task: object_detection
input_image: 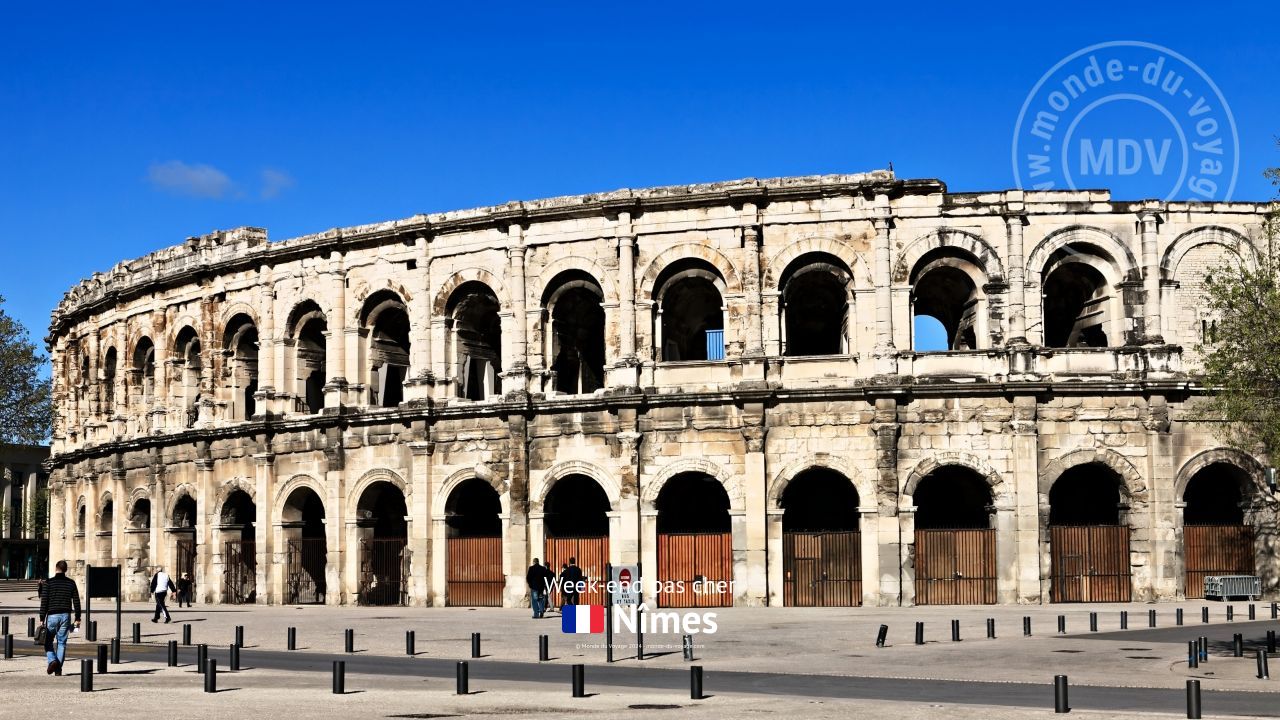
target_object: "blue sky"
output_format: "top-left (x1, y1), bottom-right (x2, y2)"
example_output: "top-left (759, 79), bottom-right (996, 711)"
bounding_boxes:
top-left (2, 2), bottom-right (1277, 352)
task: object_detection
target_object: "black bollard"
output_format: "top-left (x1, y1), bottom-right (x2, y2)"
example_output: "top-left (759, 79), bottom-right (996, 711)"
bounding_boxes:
top-left (471, 632), bottom-right (481, 658)
top-left (132, 622), bottom-right (141, 644)
top-left (204, 659), bottom-right (217, 693)
top-left (915, 622), bottom-right (924, 646)
top-left (1120, 611), bottom-right (1128, 630)
top-left (333, 660), bottom-right (345, 694)
top-left (1089, 612), bottom-right (1098, 632)
top-left (287, 627), bottom-right (296, 651)
top-left (96, 643), bottom-right (108, 674)
top-left (167, 640), bottom-right (178, 667)
top-left (197, 644), bottom-right (208, 674)
top-left (951, 619), bottom-right (961, 642)
top-left (1186, 679), bottom-right (1201, 719)
top-left (1228, 605), bottom-right (1234, 622)
top-left (539, 634), bottom-right (549, 662)
top-left (1024, 616), bottom-right (1032, 636)
top-left (1272, 602), bottom-right (1278, 620)
top-left (182, 624), bottom-right (192, 645)
top-left (875, 624), bottom-right (888, 648)
top-left (1057, 615), bottom-right (1066, 634)
top-left (1, 616), bottom-right (6, 636)
top-left (234, 625), bottom-right (244, 648)
top-left (3, 634), bottom-right (12, 660)
top-left (406, 630), bottom-right (415, 656)
top-left (456, 661), bottom-right (470, 694)
top-left (1199, 636), bottom-right (1208, 662)
top-left (1233, 633), bottom-right (1244, 657)
top-left (571, 663), bottom-right (585, 698)
top-left (1150, 609), bottom-right (1157, 628)
top-left (1268, 630), bottom-right (1277, 655)
top-left (1188, 641), bottom-right (1198, 669)
top-left (1257, 649), bottom-right (1270, 680)
top-left (691, 665), bottom-right (704, 700)
top-left (1249, 604), bottom-right (1256, 621)
top-left (345, 629), bottom-right (354, 653)
top-left (1202, 607), bottom-right (1209, 624)
top-left (987, 618), bottom-right (996, 639)
top-left (27, 617), bottom-right (35, 638)
top-left (1177, 608), bottom-right (1184, 626)
top-left (229, 644), bottom-right (240, 672)
top-left (1053, 674), bottom-right (1069, 713)
top-left (80, 659), bottom-right (93, 692)
top-left (682, 634), bottom-right (694, 661)
top-left (87, 620), bottom-right (97, 642)
top-left (111, 637), bottom-right (120, 664)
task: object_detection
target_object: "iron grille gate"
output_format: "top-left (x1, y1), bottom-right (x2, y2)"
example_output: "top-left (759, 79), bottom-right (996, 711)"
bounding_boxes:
top-left (657, 532), bottom-right (733, 608)
top-left (175, 536), bottom-right (196, 582)
top-left (360, 538), bottom-right (409, 606)
top-left (222, 540), bottom-right (257, 604)
top-left (1050, 525), bottom-right (1132, 603)
top-left (783, 531), bottom-right (862, 607)
top-left (446, 537), bottom-right (504, 607)
top-left (285, 538), bottom-right (327, 605)
top-left (544, 536), bottom-right (609, 606)
top-left (1184, 524), bottom-right (1256, 598)
top-left (915, 529), bottom-right (997, 605)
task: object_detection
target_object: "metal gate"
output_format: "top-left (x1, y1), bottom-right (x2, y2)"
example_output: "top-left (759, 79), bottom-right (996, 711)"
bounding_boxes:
top-left (446, 537), bottom-right (504, 607)
top-left (285, 538), bottom-right (327, 605)
top-left (657, 532), bottom-right (732, 608)
top-left (915, 528), bottom-right (997, 605)
top-left (359, 538), bottom-right (408, 606)
top-left (783, 531), bottom-right (862, 607)
top-left (1185, 524), bottom-right (1255, 598)
top-left (544, 536), bottom-right (608, 606)
top-left (1050, 525), bottom-right (1132, 603)
top-left (175, 536), bottom-right (196, 581)
top-left (222, 540), bottom-right (256, 604)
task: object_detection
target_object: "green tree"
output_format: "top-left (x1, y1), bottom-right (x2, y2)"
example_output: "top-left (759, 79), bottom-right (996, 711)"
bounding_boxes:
top-left (0, 295), bottom-right (52, 444)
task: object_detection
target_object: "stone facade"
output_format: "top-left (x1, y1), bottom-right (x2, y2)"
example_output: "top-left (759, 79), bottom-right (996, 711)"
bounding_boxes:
top-left (44, 171), bottom-right (1280, 606)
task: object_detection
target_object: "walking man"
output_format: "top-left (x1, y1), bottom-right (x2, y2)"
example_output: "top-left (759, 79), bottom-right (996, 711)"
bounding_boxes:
top-left (39, 560), bottom-right (81, 675)
top-left (560, 557), bottom-right (584, 607)
top-left (527, 558), bottom-right (549, 619)
top-left (150, 566), bottom-right (177, 623)
top-left (543, 560), bottom-right (558, 614)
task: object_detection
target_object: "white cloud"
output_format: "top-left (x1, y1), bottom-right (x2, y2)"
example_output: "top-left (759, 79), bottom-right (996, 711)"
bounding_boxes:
top-left (260, 168), bottom-right (295, 199)
top-left (147, 160), bottom-right (235, 199)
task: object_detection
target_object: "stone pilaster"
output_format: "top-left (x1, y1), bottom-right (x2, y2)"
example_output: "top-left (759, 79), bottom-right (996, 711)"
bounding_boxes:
top-left (1144, 394), bottom-right (1175, 600)
top-left (1009, 395), bottom-right (1041, 603)
top-left (505, 225), bottom-right (530, 393)
top-left (1003, 204), bottom-right (1028, 345)
top-left (742, 420), bottom-right (767, 605)
top-left (871, 195), bottom-right (897, 374)
top-left (254, 453), bottom-right (275, 604)
top-left (324, 251), bottom-right (348, 409)
top-left (408, 441), bottom-right (434, 606)
top-left (1139, 205), bottom-right (1165, 344)
top-left (404, 236), bottom-right (434, 401)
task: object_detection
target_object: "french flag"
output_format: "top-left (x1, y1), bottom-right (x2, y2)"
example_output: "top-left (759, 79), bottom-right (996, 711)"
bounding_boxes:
top-left (561, 604), bottom-right (606, 634)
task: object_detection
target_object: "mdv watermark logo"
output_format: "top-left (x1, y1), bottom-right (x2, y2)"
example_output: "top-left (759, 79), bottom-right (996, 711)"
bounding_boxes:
top-left (1013, 41), bottom-right (1238, 201)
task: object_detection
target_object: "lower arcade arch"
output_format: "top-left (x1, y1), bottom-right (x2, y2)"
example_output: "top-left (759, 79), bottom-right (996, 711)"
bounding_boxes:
top-left (542, 474), bottom-right (611, 606)
top-left (170, 494), bottom-right (198, 594)
top-left (1182, 462), bottom-right (1257, 598)
top-left (281, 486), bottom-right (327, 604)
top-left (655, 472), bottom-right (733, 608)
top-left (780, 469), bottom-right (862, 607)
top-left (911, 466), bottom-right (997, 605)
top-left (218, 489), bottom-right (257, 604)
top-left (444, 478), bottom-right (504, 607)
top-left (356, 481), bottom-right (409, 606)
top-left (1047, 463), bottom-right (1132, 603)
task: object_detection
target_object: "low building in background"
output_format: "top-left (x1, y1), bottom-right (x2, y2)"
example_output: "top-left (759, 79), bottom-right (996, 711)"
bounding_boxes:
top-left (1, 443), bottom-right (51, 580)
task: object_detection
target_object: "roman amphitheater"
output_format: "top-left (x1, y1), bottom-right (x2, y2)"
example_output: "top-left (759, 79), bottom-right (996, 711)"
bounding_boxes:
top-left (44, 171), bottom-right (1279, 608)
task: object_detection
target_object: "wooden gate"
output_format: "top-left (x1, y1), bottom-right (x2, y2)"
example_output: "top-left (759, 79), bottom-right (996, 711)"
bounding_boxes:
top-left (175, 536), bottom-right (196, 582)
top-left (284, 538), bottom-right (327, 605)
top-left (1185, 525), bottom-right (1256, 598)
top-left (446, 536), bottom-right (504, 607)
top-left (544, 536), bottom-right (609, 606)
top-left (915, 529), bottom-right (997, 605)
top-left (359, 538), bottom-right (408, 606)
top-left (783, 531), bottom-right (862, 607)
top-left (657, 532), bottom-right (732, 608)
top-left (222, 540), bottom-right (256, 604)
top-left (1050, 525), bottom-right (1131, 602)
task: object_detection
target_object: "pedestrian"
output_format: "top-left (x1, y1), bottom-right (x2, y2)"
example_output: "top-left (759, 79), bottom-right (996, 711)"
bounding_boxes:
top-left (39, 560), bottom-right (81, 676)
top-left (527, 558), bottom-right (548, 619)
top-left (561, 557), bottom-right (584, 607)
top-left (176, 572), bottom-right (194, 607)
top-left (543, 560), bottom-right (558, 614)
top-left (150, 566), bottom-right (177, 623)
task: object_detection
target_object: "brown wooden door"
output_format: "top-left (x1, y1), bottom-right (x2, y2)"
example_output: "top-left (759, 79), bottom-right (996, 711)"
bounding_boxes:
top-left (544, 536), bottom-right (608, 606)
top-left (360, 538), bottom-right (408, 606)
top-left (915, 529), bottom-right (996, 605)
top-left (1050, 525), bottom-right (1131, 602)
top-left (657, 532), bottom-right (732, 608)
top-left (1185, 525), bottom-right (1255, 598)
top-left (783, 531), bottom-right (862, 607)
top-left (446, 536), bottom-right (504, 607)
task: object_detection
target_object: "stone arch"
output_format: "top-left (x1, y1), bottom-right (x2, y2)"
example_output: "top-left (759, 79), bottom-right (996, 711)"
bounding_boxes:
top-left (641, 458), bottom-right (743, 510)
top-left (211, 478), bottom-right (257, 524)
top-left (765, 235), bottom-right (871, 291)
top-left (127, 485), bottom-right (150, 505)
top-left (97, 490), bottom-right (114, 527)
top-left (768, 454), bottom-right (873, 510)
top-left (1174, 447), bottom-right (1268, 499)
top-left (638, 243), bottom-right (743, 299)
top-left (902, 452), bottom-right (1012, 507)
top-left (1026, 225), bottom-right (1140, 282)
top-left (893, 228), bottom-right (1006, 284)
top-left (534, 460), bottom-right (621, 512)
top-left (217, 302), bottom-right (260, 330)
top-left (274, 473), bottom-right (328, 515)
top-left (284, 298), bottom-right (332, 336)
top-left (168, 318), bottom-right (202, 355)
top-left (537, 255), bottom-right (619, 306)
top-left (437, 465), bottom-right (510, 516)
top-left (432, 268), bottom-right (508, 315)
top-left (1160, 225), bottom-right (1256, 282)
top-left (165, 483), bottom-right (198, 527)
top-left (348, 468), bottom-right (411, 510)
top-left (350, 278), bottom-right (413, 327)
top-left (1038, 448), bottom-right (1147, 500)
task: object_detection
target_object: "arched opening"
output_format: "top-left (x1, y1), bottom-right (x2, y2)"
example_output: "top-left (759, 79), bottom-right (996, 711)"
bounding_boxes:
top-left (218, 489), bottom-right (257, 604)
top-left (447, 282), bottom-right (502, 401)
top-left (172, 326), bottom-right (203, 428)
top-left (361, 292), bottom-right (411, 408)
top-left (170, 494), bottom-right (197, 591)
top-left (125, 498), bottom-right (151, 597)
top-left (445, 478), bottom-right (504, 606)
top-left (1043, 247), bottom-right (1117, 348)
top-left (656, 472), bottom-right (732, 607)
top-left (912, 466), bottom-right (997, 605)
top-left (1183, 462), bottom-right (1256, 598)
top-left (543, 272), bottom-right (606, 395)
top-left (102, 347), bottom-right (117, 415)
top-left (780, 255), bottom-right (852, 356)
top-left (543, 474), bottom-right (611, 606)
top-left (282, 487), bottom-right (327, 604)
top-left (356, 482), bottom-right (408, 606)
top-left (1048, 463), bottom-right (1131, 602)
top-left (912, 251), bottom-right (983, 351)
top-left (288, 302), bottom-right (328, 414)
top-left (655, 260), bottom-right (725, 362)
top-left (780, 469), bottom-right (861, 606)
top-left (97, 498), bottom-right (114, 563)
top-left (223, 315), bottom-right (259, 421)
top-left (129, 499), bottom-right (151, 530)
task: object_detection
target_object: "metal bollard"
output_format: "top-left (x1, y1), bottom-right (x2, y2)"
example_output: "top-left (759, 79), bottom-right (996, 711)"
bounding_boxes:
top-left (167, 640), bottom-right (178, 667)
top-left (345, 629), bottom-right (354, 653)
top-left (1024, 616), bottom-right (1032, 636)
top-left (111, 637), bottom-right (120, 664)
top-left (1249, 604), bottom-right (1256, 620)
top-left (235, 625), bottom-right (244, 648)
top-left (1233, 633), bottom-right (1244, 657)
top-left (1120, 611), bottom-right (1128, 630)
top-left (80, 659), bottom-right (94, 692)
top-left (987, 618), bottom-right (996, 639)
top-left (1057, 615), bottom-right (1066, 634)
top-left (1268, 630), bottom-right (1277, 654)
top-left (539, 634), bottom-right (549, 662)
top-left (197, 644), bottom-right (208, 674)
top-left (229, 644), bottom-right (240, 672)
top-left (875, 624), bottom-right (888, 648)
top-left (1177, 608), bottom-right (1184, 626)
top-left (333, 660), bottom-right (345, 694)
top-left (1, 616), bottom-right (6, 636)
top-left (1053, 674), bottom-right (1069, 713)
top-left (1089, 612), bottom-right (1098, 632)
top-left (1202, 607), bottom-right (1209, 624)
top-left (182, 624), bottom-right (192, 645)
top-left (951, 619), bottom-right (960, 642)
top-left (87, 620), bottom-right (97, 642)
top-left (204, 659), bottom-right (217, 693)
top-left (1186, 679), bottom-right (1201, 719)
top-left (682, 634), bottom-right (694, 661)
top-left (472, 632), bottom-right (481, 658)
top-left (406, 630), bottom-right (415, 656)
top-left (1188, 640), bottom-right (1198, 669)
top-left (1272, 602), bottom-right (1278, 620)
top-left (1150, 609), bottom-right (1157, 628)
top-left (1228, 606), bottom-right (1234, 622)
top-left (96, 644), bottom-right (108, 674)
top-left (132, 622), bottom-right (141, 644)
top-left (571, 663), bottom-right (585, 698)
top-left (456, 661), bottom-right (470, 695)
top-left (915, 622), bottom-right (924, 645)
top-left (287, 627), bottom-right (296, 651)
top-left (27, 617), bottom-right (35, 638)
top-left (1199, 636), bottom-right (1208, 662)
top-left (3, 634), bottom-right (12, 659)
top-left (1257, 648), bottom-right (1270, 680)
top-left (691, 665), bottom-right (704, 700)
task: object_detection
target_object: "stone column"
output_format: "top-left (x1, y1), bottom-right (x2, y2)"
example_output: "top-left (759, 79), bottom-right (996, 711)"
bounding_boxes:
top-left (1003, 207), bottom-right (1028, 344)
top-left (505, 226), bottom-right (529, 392)
top-left (1139, 206), bottom-right (1164, 343)
top-left (766, 509), bottom-right (783, 606)
top-left (404, 239), bottom-right (434, 402)
top-left (858, 506), bottom-right (881, 606)
top-left (742, 422), bottom-right (768, 605)
top-left (408, 441), bottom-right (434, 606)
top-left (617, 229), bottom-right (637, 360)
top-left (48, 478), bottom-right (65, 569)
top-left (323, 441), bottom-right (347, 606)
top-left (254, 453), bottom-right (275, 604)
top-left (615, 430), bottom-right (642, 567)
top-left (1144, 395), bottom-right (1175, 600)
top-left (504, 414), bottom-right (530, 607)
top-left (994, 503), bottom-right (1018, 604)
top-left (872, 401), bottom-right (901, 604)
top-left (150, 469), bottom-right (166, 579)
top-left (430, 515), bottom-right (448, 608)
top-left (195, 459), bottom-right (214, 602)
top-left (324, 253), bottom-right (348, 409)
top-left (742, 219), bottom-right (764, 357)
top-left (256, 269), bottom-right (277, 413)
top-left (1009, 395), bottom-right (1042, 602)
top-left (84, 474), bottom-right (99, 569)
top-left (871, 195), bottom-right (897, 375)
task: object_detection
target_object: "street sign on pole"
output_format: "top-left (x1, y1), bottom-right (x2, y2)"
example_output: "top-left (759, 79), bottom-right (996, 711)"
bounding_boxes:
top-left (612, 565), bottom-right (640, 606)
